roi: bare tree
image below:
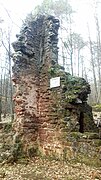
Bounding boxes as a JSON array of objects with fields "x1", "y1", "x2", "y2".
[
  {"x1": 95, "y1": 15, "x2": 101, "y2": 103},
  {"x1": 87, "y1": 25, "x2": 98, "y2": 103},
  {"x1": 0, "y1": 27, "x2": 14, "y2": 120}
]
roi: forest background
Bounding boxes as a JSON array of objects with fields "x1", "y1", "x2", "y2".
[{"x1": 0, "y1": 0, "x2": 101, "y2": 120}]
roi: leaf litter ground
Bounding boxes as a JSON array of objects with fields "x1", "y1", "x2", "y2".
[{"x1": 0, "y1": 157, "x2": 101, "y2": 180}]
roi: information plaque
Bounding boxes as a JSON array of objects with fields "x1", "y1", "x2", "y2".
[{"x1": 50, "y1": 77, "x2": 60, "y2": 88}]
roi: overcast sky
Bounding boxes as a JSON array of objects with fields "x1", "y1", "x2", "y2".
[
  {"x1": 0, "y1": 0, "x2": 101, "y2": 51},
  {"x1": 0, "y1": 0, "x2": 42, "y2": 41},
  {"x1": 0, "y1": 0, "x2": 101, "y2": 42},
  {"x1": 0, "y1": 0, "x2": 101, "y2": 79}
]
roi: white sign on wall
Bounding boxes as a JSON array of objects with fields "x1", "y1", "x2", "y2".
[{"x1": 50, "y1": 77, "x2": 60, "y2": 88}]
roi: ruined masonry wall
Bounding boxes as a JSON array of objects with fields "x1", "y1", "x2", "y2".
[
  {"x1": 12, "y1": 16, "x2": 63, "y2": 155},
  {"x1": 12, "y1": 15, "x2": 96, "y2": 158},
  {"x1": 12, "y1": 17, "x2": 45, "y2": 146}
]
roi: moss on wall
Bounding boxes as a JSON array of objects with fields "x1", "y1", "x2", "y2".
[{"x1": 49, "y1": 64, "x2": 94, "y2": 133}]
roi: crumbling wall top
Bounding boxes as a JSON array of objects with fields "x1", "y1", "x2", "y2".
[{"x1": 12, "y1": 15, "x2": 60, "y2": 77}]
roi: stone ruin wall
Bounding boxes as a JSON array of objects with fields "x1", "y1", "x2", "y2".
[
  {"x1": 12, "y1": 15, "x2": 97, "y2": 158},
  {"x1": 12, "y1": 15, "x2": 62, "y2": 155}
]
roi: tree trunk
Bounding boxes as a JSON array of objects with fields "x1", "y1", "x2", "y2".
[
  {"x1": 0, "y1": 74, "x2": 2, "y2": 121},
  {"x1": 95, "y1": 16, "x2": 101, "y2": 103},
  {"x1": 77, "y1": 50, "x2": 80, "y2": 76},
  {"x1": 88, "y1": 25, "x2": 98, "y2": 103},
  {"x1": 8, "y1": 34, "x2": 14, "y2": 121}
]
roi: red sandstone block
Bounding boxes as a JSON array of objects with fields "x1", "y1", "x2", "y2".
[
  {"x1": 38, "y1": 128, "x2": 47, "y2": 134},
  {"x1": 46, "y1": 131, "x2": 55, "y2": 137},
  {"x1": 47, "y1": 136, "x2": 54, "y2": 143},
  {"x1": 41, "y1": 122, "x2": 48, "y2": 128},
  {"x1": 15, "y1": 107, "x2": 25, "y2": 112},
  {"x1": 39, "y1": 137, "x2": 48, "y2": 143}
]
